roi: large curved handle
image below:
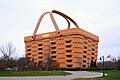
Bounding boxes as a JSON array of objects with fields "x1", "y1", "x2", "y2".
[
  {"x1": 32, "y1": 11, "x2": 70, "y2": 40},
  {"x1": 51, "y1": 10, "x2": 80, "y2": 29},
  {"x1": 32, "y1": 12, "x2": 49, "y2": 40},
  {"x1": 32, "y1": 10, "x2": 80, "y2": 40}
]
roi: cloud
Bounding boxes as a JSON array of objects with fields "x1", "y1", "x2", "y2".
[{"x1": 0, "y1": 0, "x2": 120, "y2": 58}]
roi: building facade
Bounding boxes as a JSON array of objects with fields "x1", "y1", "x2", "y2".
[{"x1": 24, "y1": 28, "x2": 99, "y2": 69}]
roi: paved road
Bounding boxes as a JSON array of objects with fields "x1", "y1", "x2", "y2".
[{"x1": 0, "y1": 71, "x2": 103, "y2": 80}]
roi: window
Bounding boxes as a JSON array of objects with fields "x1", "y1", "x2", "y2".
[
  {"x1": 67, "y1": 55, "x2": 72, "y2": 57},
  {"x1": 38, "y1": 44, "x2": 42, "y2": 46},
  {"x1": 66, "y1": 40, "x2": 71, "y2": 43},
  {"x1": 51, "y1": 42, "x2": 56, "y2": 45},
  {"x1": 67, "y1": 65, "x2": 72, "y2": 67},
  {"x1": 84, "y1": 51, "x2": 87, "y2": 53},
  {"x1": 66, "y1": 45, "x2": 71, "y2": 48},
  {"x1": 27, "y1": 49, "x2": 31, "y2": 51},
  {"x1": 66, "y1": 36, "x2": 70, "y2": 38},
  {"x1": 92, "y1": 57, "x2": 94, "y2": 59},
  {"x1": 27, "y1": 53, "x2": 31, "y2": 55},
  {"x1": 38, "y1": 40, "x2": 42, "y2": 42},
  {"x1": 51, "y1": 38, "x2": 56, "y2": 41},
  {"x1": 38, "y1": 52, "x2": 42, "y2": 54},
  {"x1": 67, "y1": 60, "x2": 72, "y2": 62},
  {"x1": 83, "y1": 56, "x2": 86, "y2": 58},
  {"x1": 84, "y1": 46, "x2": 87, "y2": 49},
  {"x1": 52, "y1": 56, "x2": 56, "y2": 58},
  {"x1": 83, "y1": 65, "x2": 86, "y2": 67},
  {"x1": 51, "y1": 51, "x2": 56, "y2": 54},
  {"x1": 83, "y1": 60, "x2": 86, "y2": 63},
  {"x1": 39, "y1": 57, "x2": 42, "y2": 59},
  {"x1": 66, "y1": 50, "x2": 72, "y2": 53},
  {"x1": 92, "y1": 48, "x2": 95, "y2": 51},
  {"x1": 38, "y1": 48, "x2": 42, "y2": 50},
  {"x1": 92, "y1": 52, "x2": 94, "y2": 55}
]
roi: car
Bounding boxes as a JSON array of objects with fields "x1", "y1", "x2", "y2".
[{"x1": 5, "y1": 67, "x2": 18, "y2": 71}]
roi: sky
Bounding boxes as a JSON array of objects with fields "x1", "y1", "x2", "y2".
[{"x1": 0, "y1": 0, "x2": 120, "y2": 60}]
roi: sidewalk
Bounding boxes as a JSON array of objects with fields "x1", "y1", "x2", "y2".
[{"x1": 0, "y1": 71, "x2": 103, "y2": 80}]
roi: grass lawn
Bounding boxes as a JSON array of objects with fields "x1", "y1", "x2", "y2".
[
  {"x1": 0, "y1": 70, "x2": 71, "y2": 76},
  {"x1": 72, "y1": 70, "x2": 120, "y2": 80}
]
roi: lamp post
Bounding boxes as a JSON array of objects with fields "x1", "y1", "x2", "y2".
[{"x1": 99, "y1": 56, "x2": 105, "y2": 77}]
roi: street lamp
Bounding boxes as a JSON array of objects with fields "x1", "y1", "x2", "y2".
[{"x1": 99, "y1": 56, "x2": 105, "y2": 77}]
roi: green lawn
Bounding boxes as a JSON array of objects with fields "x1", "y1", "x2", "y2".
[
  {"x1": 72, "y1": 70, "x2": 120, "y2": 80},
  {"x1": 0, "y1": 70, "x2": 71, "y2": 76}
]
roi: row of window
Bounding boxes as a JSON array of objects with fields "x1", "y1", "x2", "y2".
[
  {"x1": 38, "y1": 56, "x2": 87, "y2": 63},
  {"x1": 27, "y1": 50, "x2": 95, "y2": 56},
  {"x1": 27, "y1": 55, "x2": 94, "y2": 65},
  {"x1": 27, "y1": 41, "x2": 95, "y2": 48},
  {"x1": 71, "y1": 64, "x2": 86, "y2": 67},
  {"x1": 27, "y1": 36, "x2": 96, "y2": 46},
  {"x1": 38, "y1": 54, "x2": 94, "y2": 60},
  {"x1": 84, "y1": 46, "x2": 95, "y2": 50},
  {"x1": 38, "y1": 55, "x2": 72, "y2": 59},
  {"x1": 38, "y1": 36, "x2": 70, "y2": 42},
  {"x1": 27, "y1": 43, "x2": 96, "y2": 49},
  {"x1": 84, "y1": 37, "x2": 95, "y2": 42},
  {"x1": 27, "y1": 47, "x2": 95, "y2": 52},
  {"x1": 37, "y1": 61, "x2": 87, "y2": 68},
  {"x1": 27, "y1": 52, "x2": 95, "y2": 60},
  {"x1": 27, "y1": 44, "x2": 95, "y2": 51}
]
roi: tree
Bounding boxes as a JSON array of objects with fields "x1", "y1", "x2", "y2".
[
  {"x1": 17, "y1": 57, "x2": 26, "y2": 69},
  {"x1": 90, "y1": 59, "x2": 97, "y2": 68},
  {"x1": 117, "y1": 57, "x2": 120, "y2": 70},
  {"x1": 77, "y1": 57, "x2": 82, "y2": 70},
  {"x1": 43, "y1": 52, "x2": 54, "y2": 71},
  {"x1": 39, "y1": 45, "x2": 59, "y2": 71},
  {"x1": 0, "y1": 42, "x2": 16, "y2": 68}
]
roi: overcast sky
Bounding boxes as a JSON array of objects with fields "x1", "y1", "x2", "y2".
[{"x1": 0, "y1": 0, "x2": 120, "y2": 60}]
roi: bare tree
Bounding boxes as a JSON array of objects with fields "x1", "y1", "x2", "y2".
[
  {"x1": 77, "y1": 57, "x2": 82, "y2": 70},
  {"x1": 17, "y1": 56, "x2": 26, "y2": 69},
  {"x1": 0, "y1": 42, "x2": 16, "y2": 68},
  {"x1": 117, "y1": 57, "x2": 120, "y2": 70},
  {"x1": 43, "y1": 50, "x2": 52, "y2": 71},
  {"x1": 40, "y1": 45, "x2": 58, "y2": 71}
]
